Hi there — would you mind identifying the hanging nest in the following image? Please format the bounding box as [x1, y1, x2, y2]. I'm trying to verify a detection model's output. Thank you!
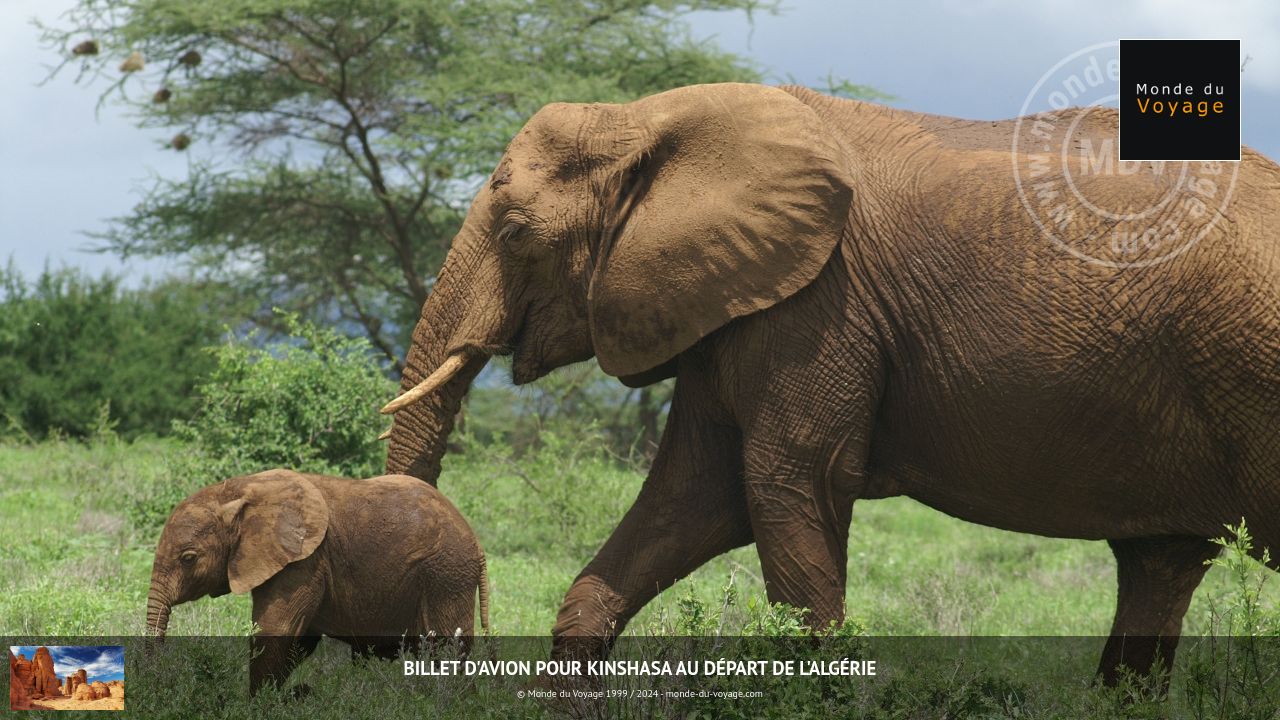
[169, 133, 191, 151]
[178, 50, 202, 68]
[120, 51, 144, 73]
[153, 88, 172, 104]
[71, 40, 99, 56]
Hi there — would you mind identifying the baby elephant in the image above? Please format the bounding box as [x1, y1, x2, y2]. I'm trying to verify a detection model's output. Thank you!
[145, 469, 489, 693]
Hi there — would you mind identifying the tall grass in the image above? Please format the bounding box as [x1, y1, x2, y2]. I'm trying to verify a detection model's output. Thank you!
[3, 435, 1280, 717]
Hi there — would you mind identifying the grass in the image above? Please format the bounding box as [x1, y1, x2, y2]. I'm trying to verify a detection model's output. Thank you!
[3, 435, 1280, 718]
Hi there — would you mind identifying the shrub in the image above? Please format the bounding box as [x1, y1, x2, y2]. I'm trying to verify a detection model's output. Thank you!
[176, 312, 394, 478]
[0, 262, 234, 440]
[1181, 520, 1280, 717]
[128, 313, 393, 532]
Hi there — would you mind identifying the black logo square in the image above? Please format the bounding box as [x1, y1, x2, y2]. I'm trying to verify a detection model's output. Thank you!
[1120, 39, 1240, 161]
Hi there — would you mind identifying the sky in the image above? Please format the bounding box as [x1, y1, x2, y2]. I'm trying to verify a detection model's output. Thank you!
[1, 0, 1276, 285]
[10, 645, 126, 683]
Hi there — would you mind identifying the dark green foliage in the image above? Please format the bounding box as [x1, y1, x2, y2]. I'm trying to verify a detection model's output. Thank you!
[128, 637, 256, 720]
[0, 263, 231, 441]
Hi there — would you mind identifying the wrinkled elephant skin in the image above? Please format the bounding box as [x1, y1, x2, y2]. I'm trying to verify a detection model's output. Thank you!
[382, 82, 1280, 684]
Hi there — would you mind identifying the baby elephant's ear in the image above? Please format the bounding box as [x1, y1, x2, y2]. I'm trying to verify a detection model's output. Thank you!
[220, 470, 329, 594]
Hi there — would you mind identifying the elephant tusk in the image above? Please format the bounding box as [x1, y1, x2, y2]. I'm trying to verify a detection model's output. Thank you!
[380, 353, 468, 414]
[377, 427, 393, 441]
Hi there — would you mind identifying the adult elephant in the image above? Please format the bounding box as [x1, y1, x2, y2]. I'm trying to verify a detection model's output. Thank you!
[381, 82, 1280, 682]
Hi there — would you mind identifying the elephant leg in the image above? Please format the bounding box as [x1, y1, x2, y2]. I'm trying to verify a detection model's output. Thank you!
[249, 577, 322, 694]
[742, 460, 859, 632]
[739, 372, 877, 633]
[342, 637, 401, 660]
[1098, 536, 1219, 687]
[250, 634, 320, 695]
[424, 589, 476, 638]
[551, 380, 753, 660]
[368, 643, 404, 660]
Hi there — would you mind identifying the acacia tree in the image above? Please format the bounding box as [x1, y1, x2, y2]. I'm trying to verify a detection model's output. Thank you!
[40, 0, 768, 371]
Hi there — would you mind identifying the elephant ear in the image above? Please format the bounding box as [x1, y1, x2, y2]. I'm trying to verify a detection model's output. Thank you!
[219, 470, 329, 594]
[588, 83, 853, 377]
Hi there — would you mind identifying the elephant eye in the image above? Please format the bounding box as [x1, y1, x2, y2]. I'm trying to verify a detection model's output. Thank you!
[180, 551, 197, 565]
[496, 221, 523, 247]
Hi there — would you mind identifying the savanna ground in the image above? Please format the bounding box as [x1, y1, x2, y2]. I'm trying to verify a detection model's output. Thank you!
[4, 434, 1280, 718]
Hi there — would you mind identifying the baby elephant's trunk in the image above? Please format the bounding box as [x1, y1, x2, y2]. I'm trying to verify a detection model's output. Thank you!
[146, 587, 171, 639]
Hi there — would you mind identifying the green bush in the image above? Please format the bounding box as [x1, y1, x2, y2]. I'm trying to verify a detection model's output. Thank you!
[0, 262, 234, 440]
[127, 313, 394, 532]
[175, 311, 394, 477]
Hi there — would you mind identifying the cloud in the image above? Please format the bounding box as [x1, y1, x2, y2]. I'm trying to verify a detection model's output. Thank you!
[53, 646, 125, 682]
[10, 646, 125, 682]
[1130, 0, 1280, 90]
[996, 0, 1280, 90]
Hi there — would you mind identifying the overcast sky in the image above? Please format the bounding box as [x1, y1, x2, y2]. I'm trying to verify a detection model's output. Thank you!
[2, 0, 1276, 284]
[10, 645, 125, 683]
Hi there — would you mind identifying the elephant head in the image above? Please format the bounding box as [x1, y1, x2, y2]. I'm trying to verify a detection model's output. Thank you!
[384, 83, 854, 482]
[145, 470, 329, 638]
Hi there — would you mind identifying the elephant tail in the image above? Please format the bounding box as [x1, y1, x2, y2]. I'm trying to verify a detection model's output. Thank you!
[477, 546, 490, 634]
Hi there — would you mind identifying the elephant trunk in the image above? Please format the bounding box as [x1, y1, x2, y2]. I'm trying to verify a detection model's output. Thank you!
[145, 590, 171, 639]
[385, 232, 497, 484]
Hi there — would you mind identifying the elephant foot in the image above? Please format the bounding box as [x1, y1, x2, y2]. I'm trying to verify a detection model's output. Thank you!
[550, 634, 613, 664]
[543, 632, 611, 698]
